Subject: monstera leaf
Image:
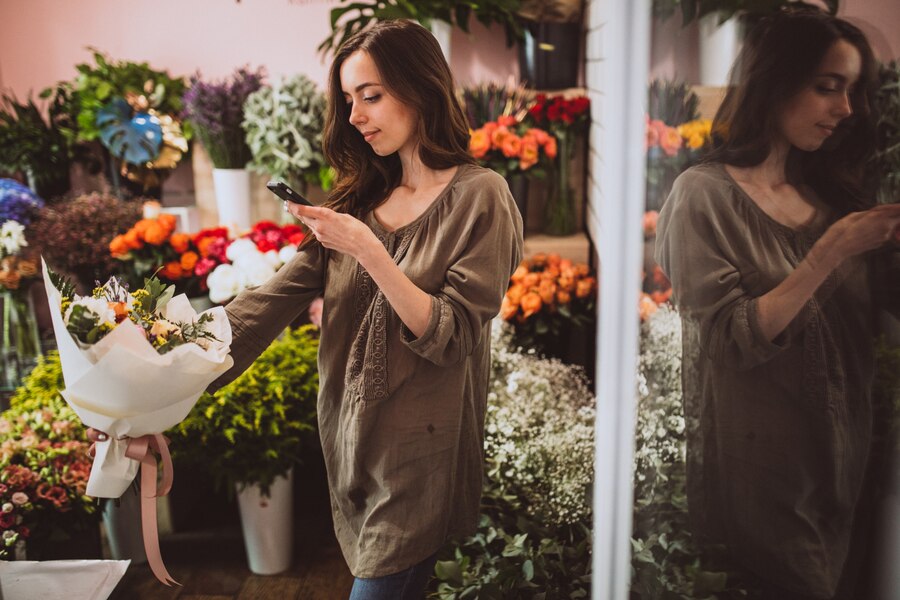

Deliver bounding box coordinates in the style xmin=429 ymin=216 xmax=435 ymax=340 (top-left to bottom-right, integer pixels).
xmin=97 ymin=97 xmax=162 ymax=164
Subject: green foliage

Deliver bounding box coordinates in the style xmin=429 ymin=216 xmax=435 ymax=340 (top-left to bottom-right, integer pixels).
xmin=318 ymin=0 xmax=523 ymax=57
xmin=52 ymin=48 xmax=188 ymax=146
xmin=8 ymin=351 xmax=71 ymax=417
xmin=648 ymin=80 xmax=699 ymax=127
xmin=873 ymin=60 xmax=900 ymax=204
xmin=0 ymin=88 xmax=72 ymax=200
xmin=171 ymin=325 xmax=320 ymax=496
xmin=651 ymin=0 xmax=839 ymax=25
xmin=458 ymin=81 xmax=534 ymax=130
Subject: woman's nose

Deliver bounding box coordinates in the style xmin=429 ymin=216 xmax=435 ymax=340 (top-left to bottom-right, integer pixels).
xmin=349 ymin=102 xmax=366 ymax=126
xmin=834 ymin=92 xmax=852 ymax=118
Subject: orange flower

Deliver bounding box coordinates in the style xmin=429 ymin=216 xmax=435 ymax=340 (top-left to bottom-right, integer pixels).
xmin=522 ymin=272 xmax=540 ymax=289
xmin=530 ymin=127 xmax=550 ymax=146
xmin=170 ymin=232 xmax=191 ymax=254
xmin=519 ymin=137 xmax=539 ymax=170
xmin=158 ymin=213 xmax=177 ymax=233
xmin=196 ymin=236 xmax=215 ymax=257
xmin=470 ymin=128 xmax=491 ymax=159
xmin=510 ymin=265 xmax=529 ymax=284
xmin=506 ymin=283 xmax=526 ymax=305
xmin=132 ymin=219 xmax=152 ymax=237
xmin=538 ymin=279 xmax=557 ymax=305
xmin=659 ymin=125 xmax=683 ymax=157
xmin=108 ymin=301 xmax=129 ymax=323
xmin=558 ymin=275 xmax=575 ymax=293
xmin=575 ymin=276 xmax=596 ymax=299
xmin=500 ymin=296 xmax=518 ymax=321
xmin=643 ymin=210 xmax=659 ymax=237
xmin=520 ymin=292 xmax=542 ymax=318
xmin=180 ymin=251 xmax=199 ymax=272
xmin=491 ymin=126 xmax=511 ymax=149
xmin=109 ymin=235 xmax=130 ymax=257
xmin=501 ymin=133 xmax=523 ymax=159
xmin=160 ymin=261 xmax=183 ymax=279
xmin=544 ymin=136 xmax=557 ymax=159
xmin=497 ymin=115 xmax=518 ymax=127
xmin=143 ymin=222 xmax=168 ymax=245
xmin=639 ymin=293 xmax=658 ymax=321
xmin=556 ymin=290 xmax=572 ymax=305
xmin=124 ymin=229 xmax=143 ymax=250
xmin=650 ymin=288 xmax=672 ymax=304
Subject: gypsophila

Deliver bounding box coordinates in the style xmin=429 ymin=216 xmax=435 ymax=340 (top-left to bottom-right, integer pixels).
xmin=487 ymin=320 xmax=595 ymax=526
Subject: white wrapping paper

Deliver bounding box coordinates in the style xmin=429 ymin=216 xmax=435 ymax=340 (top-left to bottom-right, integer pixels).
xmin=42 ymin=260 xmax=234 ymax=498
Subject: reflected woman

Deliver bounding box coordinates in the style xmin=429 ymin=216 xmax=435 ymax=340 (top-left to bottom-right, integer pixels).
xmin=656 ymin=8 xmax=900 ymax=600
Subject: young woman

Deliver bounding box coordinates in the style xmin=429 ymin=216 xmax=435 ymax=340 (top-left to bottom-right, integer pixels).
xmin=656 ymin=9 xmax=900 ymax=600
xmin=218 ymin=20 xmax=521 ymax=599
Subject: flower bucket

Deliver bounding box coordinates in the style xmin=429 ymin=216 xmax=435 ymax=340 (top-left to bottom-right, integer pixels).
xmin=102 ymin=489 xmax=147 ymax=564
xmin=212 ymin=168 xmax=252 ymax=231
xmin=236 ymin=467 xmax=294 ymax=575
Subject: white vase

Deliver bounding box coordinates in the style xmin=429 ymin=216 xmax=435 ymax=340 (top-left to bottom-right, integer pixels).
xmin=429 ymin=20 xmax=452 ymax=64
xmin=102 ymin=490 xmax=147 ymax=564
xmin=236 ymin=468 xmax=294 ymax=575
xmin=212 ymin=168 xmax=252 ymax=231
xmin=698 ymin=12 xmax=740 ymax=86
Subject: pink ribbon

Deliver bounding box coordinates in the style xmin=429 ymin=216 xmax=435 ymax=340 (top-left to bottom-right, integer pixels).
xmin=124 ymin=434 xmax=179 ymax=587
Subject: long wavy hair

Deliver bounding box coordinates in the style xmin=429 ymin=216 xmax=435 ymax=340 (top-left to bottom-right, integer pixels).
xmin=705 ymin=8 xmax=879 ymax=214
xmin=320 ymin=20 xmax=475 ymax=220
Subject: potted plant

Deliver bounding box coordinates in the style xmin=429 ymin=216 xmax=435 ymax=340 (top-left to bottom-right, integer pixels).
xmin=242 ymin=74 xmax=332 ymax=195
xmin=182 ymin=66 xmax=266 ymax=230
xmin=171 ymin=325 xmax=320 ymax=574
xmin=52 ymin=49 xmax=190 ymax=199
xmin=515 ymin=0 xmax=585 ymax=90
xmin=0 ymin=87 xmax=72 ymax=201
xmin=0 ymin=352 xmax=102 ymax=560
xmin=318 ymin=0 xmax=523 ymax=59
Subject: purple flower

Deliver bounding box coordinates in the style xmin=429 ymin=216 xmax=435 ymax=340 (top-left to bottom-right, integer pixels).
xmin=182 ymin=66 xmax=266 ymax=169
xmin=0 ymin=178 xmax=45 ymax=226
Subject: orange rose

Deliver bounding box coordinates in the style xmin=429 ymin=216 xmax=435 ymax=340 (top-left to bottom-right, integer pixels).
xmin=530 ymin=127 xmax=550 ymax=146
xmin=576 ymin=277 xmax=596 ymax=299
xmin=123 ymin=229 xmax=143 ymax=250
xmin=170 ymin=233 xmax=191 ymax=254
xmin=500 ymin=296 xmax=518 ymax=321
xmin=520 ymin=292 xmax=542 ymax=318
xmin=574 ymin=263 xmax=590 ymax=277
xmin=519 ymin=138 xmax=539 ymax=171
xmin=132 ymin=219 xmax=152 ymax=236
xmin=522 ymin=272 xmax=540 ymax=289
xmin=196 ymin=237 xmax=215 ymax=257
xmin=538 ymin=279 xmax=557 ymax=305
xmin=497 ymin=115 xmax=518 ymax=127
xmin=143 ymin=222 xmax=168 ymax=246
xmin=501 ymin=133 xmax=523 ymax=159
xmin=506 ymin=283 xmax=526 ymax=305
xmin=469 ymin=128 xmax=491 ymax=159
xmin=556 ymin=290 xmax=572 ymax=305
xmin=109 ymin=235 xmax=130 ymax=257
xmin=532 ymin=253 xmax=547 ymax=267
xmin=558 ymin=275 xmax=575 ymax=293
xmin=180 ymin=251 xmax=199 ymax=272
xmin=158 ymin=213 xmax=177 ymax=234
xmin=510 ymin=265 xmax=529 ymax=284
xmin=160 ymin=261 xmax=183 ymax=280
xmin=491 ymin=126 xmax=510 ymax=149
xmin=544 ymin=136 xmax=557 ymax=159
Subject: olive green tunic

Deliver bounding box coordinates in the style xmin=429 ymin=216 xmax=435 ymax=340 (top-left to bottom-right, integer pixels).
xmin=211 ymin=164 xmax=523 ymax=577
xmin=656 ymin=163 xmax=900 ymax=597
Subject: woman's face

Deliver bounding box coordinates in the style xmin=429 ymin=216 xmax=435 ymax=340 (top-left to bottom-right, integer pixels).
xmin=775 ymin=39 xmax=862 ymax=153
xmin=340 ymin=50 xmax=418 ymax=158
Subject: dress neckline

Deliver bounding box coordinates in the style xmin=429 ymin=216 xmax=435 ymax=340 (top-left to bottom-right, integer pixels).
xmin=368 ymin=164 xmax=468 ymax=236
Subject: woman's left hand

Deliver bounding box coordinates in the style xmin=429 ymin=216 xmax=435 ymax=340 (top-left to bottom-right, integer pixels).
xmin=285 ymin=202 xmax=380 ymax=262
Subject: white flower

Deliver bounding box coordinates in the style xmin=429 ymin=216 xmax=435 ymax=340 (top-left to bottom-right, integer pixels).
xmin=234 ymin=253 xmax=277 ymax=288
xmin=64 ymin=296 xmax=117 ymax=328
xmin=10 ymin=492 xmax=28 ymax=505
xmin=278 ymin=244 xmax=298 ymax=264
xmin=207 ymin=264 xmax=246 ymax=304
xmin=0 ymin=220 xmax=27 ymax=256
xmin=225 ymin=238 xmax=259 ymax=262
xmin=263 ymin=249 xmax=282 ymax=269
xmin=142 ymin=200 xmax=162 ymax=219
xmin=2 ymin=530 xmax=16 ymax=541
xmin=2 ymin=503 xmax=13 ymax=513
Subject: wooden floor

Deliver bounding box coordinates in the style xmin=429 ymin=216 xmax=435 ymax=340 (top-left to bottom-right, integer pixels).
xmin=107 ymin=459 xmax=355 ymax=600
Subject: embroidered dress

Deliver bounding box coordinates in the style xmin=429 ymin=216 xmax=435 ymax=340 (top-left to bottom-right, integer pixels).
xmin=211 ymin=164 xmax=523 ymax=577
xmin=656 ymin=163 xmax=900 ymax=597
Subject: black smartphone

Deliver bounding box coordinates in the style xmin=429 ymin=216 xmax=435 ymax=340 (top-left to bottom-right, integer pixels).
xmin=266 ymin=180 xmax=313 ymax=206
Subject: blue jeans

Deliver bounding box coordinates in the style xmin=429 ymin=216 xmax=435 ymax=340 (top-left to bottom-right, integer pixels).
xmin=348 ymin=552 xmax=438 ymax=600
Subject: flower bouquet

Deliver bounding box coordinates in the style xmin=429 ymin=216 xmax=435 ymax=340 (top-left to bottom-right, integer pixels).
xmin=469 ymin=115 xmax=557 ymax=178
xmin=41 ymin=260 xmax=233 ymax=584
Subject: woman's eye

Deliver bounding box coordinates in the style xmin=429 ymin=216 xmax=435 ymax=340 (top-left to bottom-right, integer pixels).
xmin=363 ymin=94 xmax=381 ymax=104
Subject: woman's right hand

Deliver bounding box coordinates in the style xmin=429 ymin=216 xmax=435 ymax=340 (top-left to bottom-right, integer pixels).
xmin=813 ymin=204 xmax=900 ymax=270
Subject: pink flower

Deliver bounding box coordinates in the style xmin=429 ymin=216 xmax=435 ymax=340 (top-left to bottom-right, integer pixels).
xmin=11 ymin=492 xmax=28 ymax=505
xmin=659 ymin=125 xmax=683 ymax=157
xmin=309 ymin=297 xmax=324 ymax=328
xmin=643 ymin=211 xmax=659 ymax=237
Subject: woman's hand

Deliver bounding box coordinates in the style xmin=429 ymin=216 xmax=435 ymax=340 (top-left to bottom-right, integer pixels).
xmin=86 ymin=427 xmax=109 ymax=443
xmin=285 ymin=202 xmax=381 ymax=264
xmin=811 ymin=204 xmax=900 ymax=271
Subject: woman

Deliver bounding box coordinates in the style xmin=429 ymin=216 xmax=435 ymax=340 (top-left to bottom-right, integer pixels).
xmin=656 ymin=9 xmax=900 ymax=600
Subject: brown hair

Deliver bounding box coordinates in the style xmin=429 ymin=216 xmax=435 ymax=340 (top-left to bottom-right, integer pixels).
xmin=705 ymin=8 xmax=879 ymax=214
xmin=320 ymin=19 xmax=475 ymax=219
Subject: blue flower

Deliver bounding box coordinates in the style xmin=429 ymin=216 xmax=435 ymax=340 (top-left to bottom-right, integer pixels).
xmin=0 ymin=179 xmax=45 ymax=226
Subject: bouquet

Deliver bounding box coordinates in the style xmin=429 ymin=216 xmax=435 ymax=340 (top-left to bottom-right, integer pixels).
xmin=42 ymin=259 xmax=233 ymax=584
xmin=500 ymin=253 xmax=596 ymax=347
xmin=182 ymin=66 xmax=266 ymax=169
xmin=206 ymin=221 xmax=304 ymax=304
xmin=469 ymin=115 xmax=557 ymax=178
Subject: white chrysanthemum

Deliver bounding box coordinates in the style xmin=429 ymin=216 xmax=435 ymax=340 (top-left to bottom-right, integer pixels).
xmin=64 ymin=296 xmax=117 ymax=328
xmin=0 ymin=220 xmax=28 ymax=256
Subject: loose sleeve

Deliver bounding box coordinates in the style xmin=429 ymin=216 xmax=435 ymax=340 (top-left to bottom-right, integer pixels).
xmin=401 ymin=180 xmax=524 ymax=366
xmin=208 ymin=242 xmax=326 ymax=391
xmin=656 ymin=171 xmax=788 ymax=371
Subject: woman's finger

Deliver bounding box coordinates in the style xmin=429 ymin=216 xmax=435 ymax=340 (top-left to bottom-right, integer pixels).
xmin=86 ymin=427 xmax=109 ymax=442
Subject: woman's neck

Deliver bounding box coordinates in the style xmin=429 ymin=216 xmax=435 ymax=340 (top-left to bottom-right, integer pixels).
xmin=734 ymin=140 xmax=796 ymax=189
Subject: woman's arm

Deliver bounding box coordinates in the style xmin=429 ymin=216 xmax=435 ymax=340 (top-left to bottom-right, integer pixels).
xmin=756 ymin=204 xmax=900 ymax=341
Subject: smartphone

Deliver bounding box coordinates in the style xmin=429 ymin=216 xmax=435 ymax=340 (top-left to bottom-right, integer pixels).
xmin=266 ymin=180 xmax=313 ymax=206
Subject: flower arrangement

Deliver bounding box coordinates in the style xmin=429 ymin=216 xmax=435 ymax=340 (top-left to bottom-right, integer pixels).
xmin=468 ymin=115 xmax=557 ymax=178
xmin=0 ymin=352 xmax=100 ymax=560
xmin=52 ymin=49 xmax=190 ymax=195
xmin=432 ymin=322 xmax=593 ymax=598
xmin=171 ymin=325 xmax=320 ymax=496
xmin=30 ymin=192 xmax=141 ymax=290
xmin=242 ymin=74 xmax=332 ymax=191
xmin=182 ymin=66 xmax=266 ymax=169
xmin=52 ymin=268 xmax=220 ymax=355
xmin=526 ymin=93 xmax=591 ymax=235
xmin=500 ymin=252 xmax=596 ymax=348
xmin=458 ymin=80 xmax=534 ymax=131
xmin=0 ymin=178 xmax=45 ymax=226
xmin=205 ymin=221 xmax=304 ymax=304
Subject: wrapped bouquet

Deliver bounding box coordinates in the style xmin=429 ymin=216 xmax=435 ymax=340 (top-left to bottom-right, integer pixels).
xmin=41 ymin=259 xmax=233 ymax=584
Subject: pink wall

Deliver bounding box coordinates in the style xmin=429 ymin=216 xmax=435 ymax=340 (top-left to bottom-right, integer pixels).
xmin=650 ymin=0 xmax=900 ymax=83
xmin=0 ymin=0 xmax=518 ymax=99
